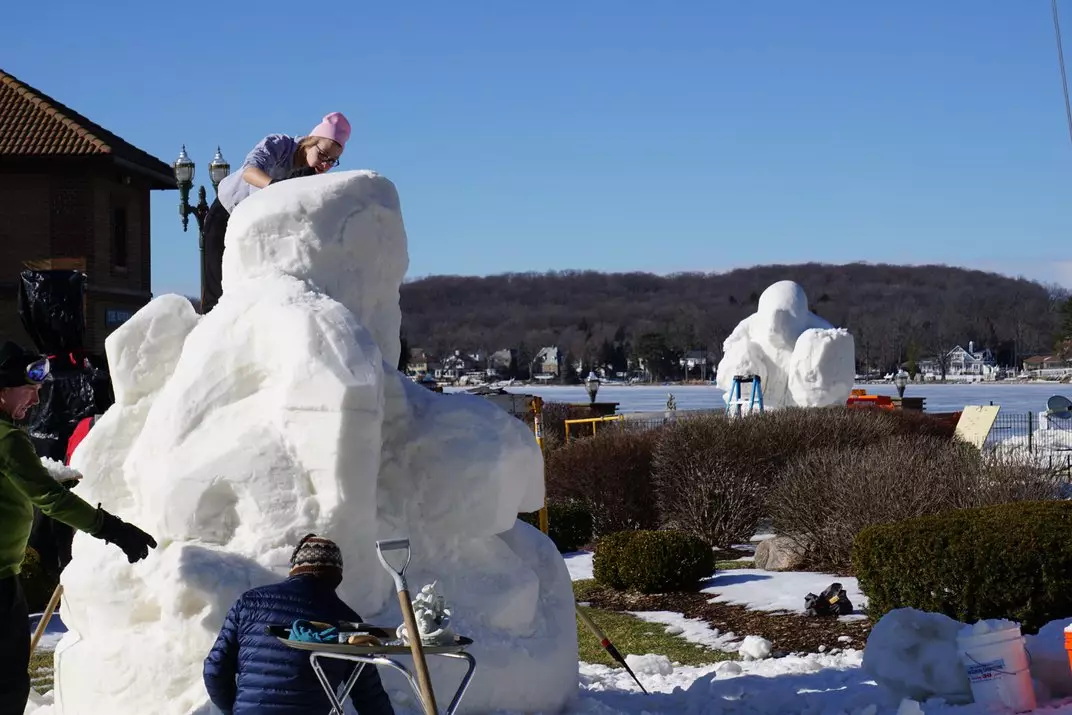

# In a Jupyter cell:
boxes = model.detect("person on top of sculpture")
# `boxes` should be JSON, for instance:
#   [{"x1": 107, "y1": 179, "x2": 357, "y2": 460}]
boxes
[
  {"x1": 0, "y1": 340, "x2": 157, "y2": 715},
  {"x1": 202, "y1": 111, "x2": 352, "y2": 314},
  {"x1": 203, "y1": 534, "x2": 395, "y2": 715}
]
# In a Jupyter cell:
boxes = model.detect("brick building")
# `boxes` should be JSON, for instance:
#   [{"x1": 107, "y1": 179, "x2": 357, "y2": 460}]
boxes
[{"x1": 0, "y1": 67, "x2": 175, "y2": 354}]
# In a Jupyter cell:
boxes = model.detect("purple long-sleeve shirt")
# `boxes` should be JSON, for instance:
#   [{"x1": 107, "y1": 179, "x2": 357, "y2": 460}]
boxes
[{"x1": 217, "y1": 134, "x2": 303, "y2": 213}]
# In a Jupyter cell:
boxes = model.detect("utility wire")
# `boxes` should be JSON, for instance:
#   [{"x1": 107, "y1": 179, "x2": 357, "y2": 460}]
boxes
[{"x1": 1052, "y1": 0, "x2": 1072, "y2": 147}]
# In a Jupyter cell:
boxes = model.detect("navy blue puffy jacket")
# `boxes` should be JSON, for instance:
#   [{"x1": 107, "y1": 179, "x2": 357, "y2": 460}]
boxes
[{"x1": 203, "y1": 574, "x2": 395, "y2": 715}]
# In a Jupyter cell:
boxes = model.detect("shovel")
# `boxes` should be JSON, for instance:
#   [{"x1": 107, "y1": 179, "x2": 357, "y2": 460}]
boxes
[{"x1": 376, "y1": 538, "x2": 438, "y2": 715}]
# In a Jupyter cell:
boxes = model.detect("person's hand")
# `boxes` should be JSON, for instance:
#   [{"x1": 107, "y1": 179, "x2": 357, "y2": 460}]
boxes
[{"x1": 94, "y1": 507, "x2": 158, "y2": 563}]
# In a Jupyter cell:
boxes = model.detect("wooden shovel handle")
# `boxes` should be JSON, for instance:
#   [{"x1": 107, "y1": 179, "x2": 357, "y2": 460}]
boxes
[
  {"x1": 399, "y1": 589, "x2": 438, "y2": 715},
  {"x1": 30, "y1": 584, "x2": 63, "y2": 656}
]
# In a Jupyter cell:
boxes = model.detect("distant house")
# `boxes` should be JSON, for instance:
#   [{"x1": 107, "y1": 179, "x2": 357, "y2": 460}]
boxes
[
  {"x1": 1023, "y1": 354, "x2": 1072, "y2": 378},
  {"x1": 435, "y1": 350, "x2": 477, "y2": 382},
  {"x1": 534, "y1": 346, "x2": 560, "y2": 377},
  {"x1": 946, "y1": 342, "x2": 997, "y2": 376},
  {"x1": 406, "y1": 348, "x2": 439, "y2": 378},
  {"x1": 677, "y1": 350, "x2": 714, "y2": 380}
]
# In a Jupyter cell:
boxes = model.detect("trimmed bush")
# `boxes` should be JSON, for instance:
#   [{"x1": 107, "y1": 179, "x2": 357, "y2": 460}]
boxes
[
  {"x1": 519, "y1": 500, "x2": 594, "y2": 552},
  {"x1": 545, "y1": 428, "x2": 661, "y2": 535},
  {"x1": 594, "y1": 530, "x2": 714, "y2": 594},
  {"x1": 770, "y1": 435, "x2": 1065, "y2": 573},
  {"x1": 768, "y1": 435, "x2": 983, "y2": 572},
  {"x1": 853, "y1": 501, "x2": 1072, "y2": 632},
  {"x1": 652, "y1": 415, "x2": 773, "y2": 548},
  {"x1": 19, "y1": 547, "x2": 58, "y2": 613}
]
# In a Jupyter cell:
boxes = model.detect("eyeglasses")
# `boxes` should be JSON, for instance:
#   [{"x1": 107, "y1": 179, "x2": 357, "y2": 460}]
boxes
[
  {"x1": 315, "y1": 146, "x2": 340, "y2": 168},
  {"x1": 25, "y1": 358, "x2": 50, "y2": 384}
]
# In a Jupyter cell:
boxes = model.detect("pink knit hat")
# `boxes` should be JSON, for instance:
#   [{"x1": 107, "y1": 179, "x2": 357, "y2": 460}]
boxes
[{"x1": 308, "y1": 112, "x2": 351, "y2": 148}]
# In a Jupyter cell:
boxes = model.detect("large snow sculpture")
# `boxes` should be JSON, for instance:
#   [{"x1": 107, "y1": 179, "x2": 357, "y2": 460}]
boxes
[
  {"x1": 715, "y1": 281, "x2": 855, "y2": 409},
  {"x1": 52, "y1": 171, "x2": 578, "y2": 715}
]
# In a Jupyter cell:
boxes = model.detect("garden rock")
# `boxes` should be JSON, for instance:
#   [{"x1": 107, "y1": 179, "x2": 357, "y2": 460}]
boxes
[{"x1": 754, "y1": 536, "x2": 804, "y2": 571}]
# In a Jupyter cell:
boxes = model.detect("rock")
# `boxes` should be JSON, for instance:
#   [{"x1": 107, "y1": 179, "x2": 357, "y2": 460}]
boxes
[{"x1": 753, "y1": 536, "x2": 805, "y2": 571}]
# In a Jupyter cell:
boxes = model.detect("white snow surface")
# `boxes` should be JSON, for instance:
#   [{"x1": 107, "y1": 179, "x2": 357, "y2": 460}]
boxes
[
  {"x1": 715, "y1": 281, "x2": 856, "y2": 409},
  {"x1": 45, "y1": 171, "x2": 577, "y2": 715},
  {"x1": 702, "y1": 568, "x2": 868, "y2": 616},
  {"x1": 628, "y1": 611, "x2": 741, "y2": 652}
]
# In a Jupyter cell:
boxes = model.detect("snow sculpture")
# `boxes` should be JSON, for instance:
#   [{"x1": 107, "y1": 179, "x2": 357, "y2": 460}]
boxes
[
  {"x1": 398, "y1": 582, "x2": 456, "y2": 646},
  {"x1": 51, "y1": 170, "x2": 578, "y2": 715},
  {"x1": 715, "y1": 280, "x2": 855, "y2": 409}
]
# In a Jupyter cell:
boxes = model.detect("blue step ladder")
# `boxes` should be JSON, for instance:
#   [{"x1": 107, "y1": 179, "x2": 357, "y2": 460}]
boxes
[{"x1": 725, "y1": 374, "x2": 764, "y2": 416}]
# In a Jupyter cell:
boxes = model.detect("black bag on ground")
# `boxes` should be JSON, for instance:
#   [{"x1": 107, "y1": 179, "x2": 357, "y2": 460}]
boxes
[{"x1": 804, "y1": 582, "x2": 854, "y2": 617}]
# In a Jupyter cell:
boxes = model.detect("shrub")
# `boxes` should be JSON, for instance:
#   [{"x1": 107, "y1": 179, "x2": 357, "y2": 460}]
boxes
[
  {"x1": 652, "y1": 415, "x2": 774, "y2": 548},
  {"x1": 518, "y1": 500, "x2": 594, "y2": 552},
  {"x1": 649, "y1": 407, "x2": 959, "y2": 552},
  {"x1": 853, "y1": 501, "x2": 1072, "y2": 632},
  {"x1": 594, "y1": 530, "x2": 714, "y2": 594},
  {"x1": 19, "y1": 547, "x2": 58, "y2": 613},
  {"x1": 545, "y1": 428, "x2": 661, "y2": 535},
  {"x1": 768, "y1": 435, "x2": 982, "y2": 572}
]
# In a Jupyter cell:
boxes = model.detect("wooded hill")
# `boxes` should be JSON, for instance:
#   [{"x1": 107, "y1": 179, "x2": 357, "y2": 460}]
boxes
[{"x1": 398, "y1": 263, "x2": 1067, "y2": 378}]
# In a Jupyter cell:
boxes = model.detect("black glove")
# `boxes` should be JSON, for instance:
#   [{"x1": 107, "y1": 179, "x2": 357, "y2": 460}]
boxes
[{"x1": 94, "y1": 506, "x2": 158, "y2": 563}]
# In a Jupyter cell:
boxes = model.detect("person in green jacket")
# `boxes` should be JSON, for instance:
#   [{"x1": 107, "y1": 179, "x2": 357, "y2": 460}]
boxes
[{"x1": 0, "y1": 341, "x2": 157, "y2": 715}]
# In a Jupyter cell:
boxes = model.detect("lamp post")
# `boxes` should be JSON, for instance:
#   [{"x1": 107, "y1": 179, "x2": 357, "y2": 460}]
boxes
[
  {"x1": 893, "y1": 369, "x2": 909, "y2": 399},
  {"x1": 173, "y1": 145, "x2": 230, "y2": 308},
  {"x1": 585, "y1": 371, "x2": 600, "y2": 404}
]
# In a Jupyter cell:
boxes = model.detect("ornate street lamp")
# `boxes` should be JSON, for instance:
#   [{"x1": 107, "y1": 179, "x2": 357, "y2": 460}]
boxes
[
  {"x1": 893, "y1": 369, "x2": 909, "y2": 399},
  {"x1": 585, "y1": 371, "x2": 600, "y2": 404},
  {"x1": 173, "y1": 145, "x2": 230, "y2": 306}
]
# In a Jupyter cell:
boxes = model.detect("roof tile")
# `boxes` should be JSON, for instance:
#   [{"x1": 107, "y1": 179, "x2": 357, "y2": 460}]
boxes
[{"x1": 0, "y1": 68, "x2": 175, "y2": 185}]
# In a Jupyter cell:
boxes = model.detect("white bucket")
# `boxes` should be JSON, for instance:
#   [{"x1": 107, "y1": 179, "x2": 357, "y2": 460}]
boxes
[{"x1": 955, "y1": 623, "x2": 1037, "y2": 713}]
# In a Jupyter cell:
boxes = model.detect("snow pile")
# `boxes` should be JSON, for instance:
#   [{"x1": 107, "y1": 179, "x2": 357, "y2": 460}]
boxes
[
  {"x1": 40, "y1": 457, "x2": 80, "y2": 483},
  {"x1": 738, "y1": 635, "x2": 773, "y2": 660},
  {"x1": 862, "y1": 608, "x2": 973, "y2": 704},
  {"x1": 958, "y1": 617, "x2": 1019, "y2": 637},
  {"x1": 715, "y1": 281, "x2": 856, "y2": 409},
  {"x1": 625, "y1": 653, "x2": 674, "y2": 676},
  {"x1": 48, "y1": 170, "x2": 577, "y2": 715}
]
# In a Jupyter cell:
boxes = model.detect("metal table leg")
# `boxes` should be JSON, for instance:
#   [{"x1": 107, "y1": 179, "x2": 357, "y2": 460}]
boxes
[{"x1": 309, "y1": 651, "x2": 477, "y2": 715}]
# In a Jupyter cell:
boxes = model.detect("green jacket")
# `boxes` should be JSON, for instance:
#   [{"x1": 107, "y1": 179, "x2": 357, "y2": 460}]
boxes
[{"x1": 0, "y1": 413, "x2": 103, "y2": 578}]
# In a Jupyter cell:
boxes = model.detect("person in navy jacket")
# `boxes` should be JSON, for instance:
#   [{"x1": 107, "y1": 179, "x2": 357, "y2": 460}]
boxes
[{"x1": 202, "y1": 534, "x2": 394, "y2": 715}]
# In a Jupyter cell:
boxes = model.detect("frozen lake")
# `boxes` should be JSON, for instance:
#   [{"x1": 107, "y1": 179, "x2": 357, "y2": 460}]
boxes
[{"x1": 451, "y1": 382, "x2": 1072, "y2": 415}]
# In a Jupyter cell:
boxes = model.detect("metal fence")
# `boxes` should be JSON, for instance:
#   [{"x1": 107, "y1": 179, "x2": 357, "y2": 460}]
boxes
[{"x1": 984, "y1": 411, "x2": 1072, "y2": 453}]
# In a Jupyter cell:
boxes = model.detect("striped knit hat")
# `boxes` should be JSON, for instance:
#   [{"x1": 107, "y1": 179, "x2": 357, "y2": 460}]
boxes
[{"x1": 289, "y1": 534, "x2": 343, "y2": 577}]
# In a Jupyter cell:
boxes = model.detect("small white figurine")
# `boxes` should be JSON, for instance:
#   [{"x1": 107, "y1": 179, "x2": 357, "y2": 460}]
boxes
[{"x1": 397, "y1": 581, "x2": 456, "y2": 645}]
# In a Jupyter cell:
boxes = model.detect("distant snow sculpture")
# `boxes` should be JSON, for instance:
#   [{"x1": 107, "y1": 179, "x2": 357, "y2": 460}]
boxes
[{"x1": 715, "y1": 280, "x2": 855, "y2": 409}]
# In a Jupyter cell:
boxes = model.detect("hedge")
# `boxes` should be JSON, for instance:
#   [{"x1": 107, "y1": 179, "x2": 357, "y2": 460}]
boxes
[
  {"x1": 593, "y1": 530, "x2": 714, "y2": 594},
  {"x1": 545, "y1": 428, "x2": 661, "y2": 535},
  {"x1": 519, "y1": 500, "x2": 594, "y2": 552},
  {"x1": 652, "y1": 416, "x2": 772, "y2": 548},
  {"x1": 853, "y1": 500, "x2": 1072, "y2": 632}
]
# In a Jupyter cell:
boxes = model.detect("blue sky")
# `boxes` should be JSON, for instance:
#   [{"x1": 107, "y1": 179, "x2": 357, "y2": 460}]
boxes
[{"x1": 5, "y1": 1, "x2": 1072, "y2": 296}]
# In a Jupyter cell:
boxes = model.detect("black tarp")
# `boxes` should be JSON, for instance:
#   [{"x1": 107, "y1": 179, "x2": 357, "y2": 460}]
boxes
[
  {"x1": 18, "y1": 270, "x2": 88, "y2": 356},
  {"x1": 16, "y1": 269, "x2": 115, "y2": 576}
]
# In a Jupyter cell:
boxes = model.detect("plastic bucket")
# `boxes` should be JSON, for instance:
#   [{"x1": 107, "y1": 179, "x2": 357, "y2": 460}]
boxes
[
  {"x1": 956, "y1": 624, "x2": 1036, "y2": 713},
  {"x1": 1064, "y1": 630, "x2": 1072, "y2": 673}
]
